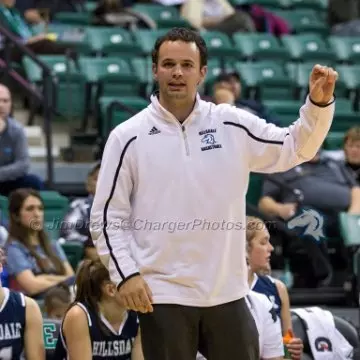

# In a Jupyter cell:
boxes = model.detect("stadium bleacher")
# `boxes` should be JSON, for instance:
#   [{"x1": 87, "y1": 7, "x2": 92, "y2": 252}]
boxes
[
  {"x1": 1, "y1": 0, "x2": 360, "y2": 356},
  {"x1": 1, "y1": 0, "x2": 358, "y2": 293}
]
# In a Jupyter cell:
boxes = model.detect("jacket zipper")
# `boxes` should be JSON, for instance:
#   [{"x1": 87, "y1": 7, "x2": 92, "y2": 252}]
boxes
[{"x1": 181, "y1": 125, "x2": 190, "y2": 156}]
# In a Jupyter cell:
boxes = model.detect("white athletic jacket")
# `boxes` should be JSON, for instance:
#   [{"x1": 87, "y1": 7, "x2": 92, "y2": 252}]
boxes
[{"x1": 90, "y1": 93, "x2": 335, "y2": 307}]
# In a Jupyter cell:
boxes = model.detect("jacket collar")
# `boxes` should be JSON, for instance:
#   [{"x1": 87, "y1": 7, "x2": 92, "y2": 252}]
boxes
[{"x1": 149, "y1": 91, "x2": 203, "y2": 125}]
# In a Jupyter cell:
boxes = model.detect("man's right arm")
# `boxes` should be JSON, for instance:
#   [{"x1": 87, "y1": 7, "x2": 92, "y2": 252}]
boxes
[{"x1": 90, "y1": 130, "x2": 140, "y2": 289}]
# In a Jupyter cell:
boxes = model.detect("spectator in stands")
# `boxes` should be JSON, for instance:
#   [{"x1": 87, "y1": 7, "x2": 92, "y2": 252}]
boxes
[
  {"x1": 60, "y1": 162, "x2": 100, "y2": 261},
  {"x1": 213, "y1": 85, "x2": 235, "y2": 105},
  {"x1": 180, "y1": 0, "x2": 255, "y2": 34},
  {"x1": 246, "y1": 216, "x2": 304, "y2": 360},
  {"x1": 257, "y1": 150, "x2": 360, "y2": 285},
  {"x1": 258, "y1": 150, "x2": 360, "y2": 222},
  {"x1": 213, "y1": 73, "x2": 280, "y2": 125},
  {"x1": 343, "y1": 126, "x2": 360, "y2": 185},
  {"x1": 0, "y1": 84, "x2": 44, "y2": 196},
  {"x1": 328, "y1": 0, "x2": 360, "y2": 29},
  {"x1": 5, "y1": 188, "x2": 75, "y2": 297},
  {"x1": 0, "y1": 0, "x2": 73, "y2": 62},
  {"x1": 44, "y1": 283, "x2": 71, "y2": 320},
  {"x1": 15, "y1": 0, "x2": 45, "y2": 26}
]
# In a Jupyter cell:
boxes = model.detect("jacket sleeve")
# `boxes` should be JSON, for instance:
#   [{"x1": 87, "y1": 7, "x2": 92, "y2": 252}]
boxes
[
  {"x1": 90, "y1": 130, "x2": 140, "y2": 289},
  {"x1": 232, "y1": 96, "x2": 335, "y2": 173}
]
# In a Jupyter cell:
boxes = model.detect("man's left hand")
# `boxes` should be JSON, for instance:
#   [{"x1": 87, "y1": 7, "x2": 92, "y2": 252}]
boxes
[{"x1": 309, "y1": 64, "x2": 338, "y2": 106}]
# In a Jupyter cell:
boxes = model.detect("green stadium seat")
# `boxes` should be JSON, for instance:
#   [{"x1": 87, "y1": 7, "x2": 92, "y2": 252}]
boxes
[
  {"x1": 235, "y1": 61, "x2": 294, "y2": 100},
  {"x1": 232, "y1": 33, "x2": 288, "y2": 61},
  {"x1": 246, "y1": 173, "x2": 264, "y2": 206},
  {"x1": 85, "y1": 27, "x2": 141, "y2": 56},
  {"x1": 54, "y1": 11, "x2": 92, "y2": 25},
  {"x1": 324, "y1": 132, "x2": 344, "y2": 150},
  {"x1": 40, "y1": 191, "x2": 69, "y2": 240},
  {"x1": 79, "y1": 57, "x2": 141, "y2": 97},
  {"x1": 0, "y1": 196, "x2": 8, "y2": 219},
  {"x1": 131, "y1": 4, "x2": 189, "y2": 28},
  {"x1": 288, "y1": 0, "x2": 327, "y2": 10},
  {"x1": 262, "y1": 99, "x2": 302, "y2": 126},
  {"x1": 274, "y1": 9, "x2": 328, "y2": 34},
  {"x1": 285, "y1": 61, "x2": 335, "y2": 99},
  {"x1": 130, "y1": 57, "x2": 154, "y2": 96},
  {"x1": 133, "y1": 29, "x2": 168, "y2": 55},
  {"x1": 204, "y1": 59, "x2": 235, "y2": 93},
  {"x1": 331, "y1": 98, "x2": 358, "y2": 132},
  {"x1": 44, "y1": 210, "x2": 64, "y2": 240},
  {"x1": 328, "y1": 36, "x2": 360, "y2": 63},
  {"x1": 22, "y1": 55, "x2": 77, "y2": 83},
  {"x1": 335, "y1": 64, "x2": 360, "y2": 99},
  {"x1": 61, "y1": 241, "x2": 84, "y2": 270},
  {"x1": 339, "y1": 213, "x2": 360, "y2": 247},
  {"x1": 99, "y1": 96, "x2": 149, "y2": 138},
  {"x1": 84, "y1": 1, "x2": 98, "y2": 12},
  {"x1": 281, "y1": 34, "x2": 333, "y2": 62},
  {"x1": 200, "y1": 31, "x2": 239, "y2": 59},
  {"x1": 22, "y1": 55, "x2": 87, "y2": 119},
  {"x1": 40, "y1": 191, "x2": 69, "y2": 209}
]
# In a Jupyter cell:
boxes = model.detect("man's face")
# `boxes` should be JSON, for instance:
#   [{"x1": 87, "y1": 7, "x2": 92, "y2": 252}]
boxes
[
  {"x1": 228, "y1": 76, "x2": 241, "y2": 99},
  {"x1": 152, "y1": 40, "x2": 207, "y2": 102},
  {"x1": 345, "y1": 139, "x2": 360, "y2": 165},
  {"x1": 0, "y1": 86, "x2": 11, "y2": 120},
  {"x1": 1, "y1": 0, "x2": 16, "y2": 7}
]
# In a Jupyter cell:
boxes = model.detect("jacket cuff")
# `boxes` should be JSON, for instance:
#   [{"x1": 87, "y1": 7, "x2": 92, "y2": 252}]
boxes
[
  {"x1": 116, "y1": 272, "x2": 141, "y2": 291},
  {"x1": 309, "y1": 94, "x2": 336, "y2": 108}
]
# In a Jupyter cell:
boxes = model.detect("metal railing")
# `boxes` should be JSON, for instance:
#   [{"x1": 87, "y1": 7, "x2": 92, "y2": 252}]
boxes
[{"x1": 0, "y1": 24, "x2": 56, "y2": 188}]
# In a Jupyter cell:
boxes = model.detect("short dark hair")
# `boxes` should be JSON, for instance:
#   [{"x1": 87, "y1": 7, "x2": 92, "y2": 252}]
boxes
[
  {"x1": 88, "y1": 162, "x2": 101, "y2": 177},
  {"x1": 215, "y1": 71, "x2": 241, "y2": 84},
  {"x1": 151, "y1": 27, "x2": 208, "y2": 68}
]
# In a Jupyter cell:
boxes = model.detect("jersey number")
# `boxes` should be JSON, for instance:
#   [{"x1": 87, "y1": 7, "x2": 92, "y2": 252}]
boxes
[
  {"x1": 0, "y1": 346, "x2": 12, "y2": 360},
  {"x1": 43, "y1": 323, "x2": 57, "y2": 350}
]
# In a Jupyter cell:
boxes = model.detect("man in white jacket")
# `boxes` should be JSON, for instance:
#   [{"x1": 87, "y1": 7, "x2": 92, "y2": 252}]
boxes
[{"x1": 90, "y1": 27, "x2": 338, "y2": 360}]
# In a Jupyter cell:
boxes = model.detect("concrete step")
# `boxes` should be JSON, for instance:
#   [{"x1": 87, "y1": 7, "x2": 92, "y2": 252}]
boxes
[
  {"x1": 29, "y1": 146, "x2": 60, "y2": 161},
  {"x1": 24, "y1": 126, "x2": 43, "y2": 147}
]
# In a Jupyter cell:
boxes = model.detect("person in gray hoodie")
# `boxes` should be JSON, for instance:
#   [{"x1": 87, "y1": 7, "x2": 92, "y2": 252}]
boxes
[{"x1": 0, "y1": 83, "x2": 44, "y2": 196}]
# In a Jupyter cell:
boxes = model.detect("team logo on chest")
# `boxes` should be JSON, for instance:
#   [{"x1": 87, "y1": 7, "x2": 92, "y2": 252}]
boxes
[{"x1": 199, "y1": 129, "x2": 222, "y2": 152}]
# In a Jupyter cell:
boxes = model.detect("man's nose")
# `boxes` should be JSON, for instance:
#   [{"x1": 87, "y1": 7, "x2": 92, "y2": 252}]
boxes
[{"x1": 172, "y1": 65, "x2": 183, "y2": 77}]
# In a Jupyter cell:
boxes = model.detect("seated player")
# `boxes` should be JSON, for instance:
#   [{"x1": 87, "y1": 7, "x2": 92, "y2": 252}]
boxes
[
  {"x1": 246, "y1": 216, "x2": 303, "y2": 360},
  {"x1": 0, "y1": 248, "x2": 45, "y2": 360},
  {"x1": 53, "y1": 259, "x2": 144, "y2": 360},
  {"x1": 196, "y1": 289, "x2": 284, "y2": 360},
  {"x1": 44, "y1": 283, "x2": 71, "y2": 320}
]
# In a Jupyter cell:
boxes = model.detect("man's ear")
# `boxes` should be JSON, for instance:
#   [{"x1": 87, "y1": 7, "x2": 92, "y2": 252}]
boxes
[
  {"x1": 198, "y1": 65, "x2": 208, "y2": 86},
  {"x1": 152, "y1": 63, "x2": 158, "y2": 81}
]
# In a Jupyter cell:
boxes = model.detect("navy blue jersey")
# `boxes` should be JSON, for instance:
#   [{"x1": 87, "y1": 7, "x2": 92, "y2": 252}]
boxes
[
  {"x1": 252, "y1": 274, "x2": 282, "y2": 317},
  {"x1": 0, "y1": 288, "x2": 26, "y2": 360},
  {"x1": 54, "y1": 302, "x2": 139, "y2": 360}
]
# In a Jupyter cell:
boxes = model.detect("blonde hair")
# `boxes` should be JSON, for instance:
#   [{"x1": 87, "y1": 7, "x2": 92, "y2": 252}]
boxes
[{"x1": 246, "y1": 216, "x2": 266, "y2": 249}]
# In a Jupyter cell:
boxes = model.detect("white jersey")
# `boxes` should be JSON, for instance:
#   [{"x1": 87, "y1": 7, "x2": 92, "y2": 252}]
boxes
[
  {"x1": 196, "y1": 290, "x2": 284, "y2": 360},
  {"x1": 91, "y1": 93, "x2": 335, "y2": 307},
  {"x1": 246, "y1": 291, "x2": 284, "y2": 359}
]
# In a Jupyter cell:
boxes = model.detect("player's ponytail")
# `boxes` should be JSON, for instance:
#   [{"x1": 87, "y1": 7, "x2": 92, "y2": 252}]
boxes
[{"x1": 74, "y1": 259, "x2": 111, "y2": 317}]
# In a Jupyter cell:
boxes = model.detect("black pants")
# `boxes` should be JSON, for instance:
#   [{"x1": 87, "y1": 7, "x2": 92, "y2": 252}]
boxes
[
  {"x1": 138, "y1": 298, "x2": 259, "y2": 360},
  {"x1": 0, "y1": 173, "x2": 45, "y2": 197}
]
